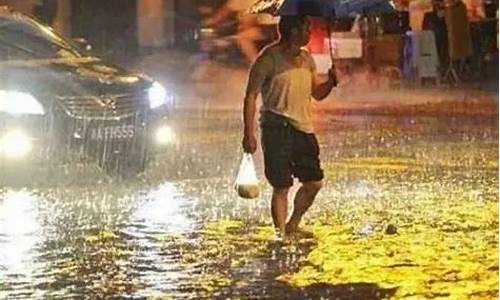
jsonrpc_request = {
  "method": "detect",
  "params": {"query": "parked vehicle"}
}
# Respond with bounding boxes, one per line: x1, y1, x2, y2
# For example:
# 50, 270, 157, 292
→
0, 7, 174, 178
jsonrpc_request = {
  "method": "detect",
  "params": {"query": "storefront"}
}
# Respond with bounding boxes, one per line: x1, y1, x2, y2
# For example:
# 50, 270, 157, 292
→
310, 0, 497, 86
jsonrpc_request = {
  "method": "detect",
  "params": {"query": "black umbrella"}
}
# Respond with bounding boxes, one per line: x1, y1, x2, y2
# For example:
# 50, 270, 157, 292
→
334, 0, 394, 18
249, 0, 394, 18
249, 0, 332, 16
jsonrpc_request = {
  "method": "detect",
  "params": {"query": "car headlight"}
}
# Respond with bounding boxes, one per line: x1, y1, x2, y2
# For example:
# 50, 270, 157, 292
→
148, 82, 172, 109
155, 125, 176, 145
0, 130, 32, 158
0, 91, 45, 115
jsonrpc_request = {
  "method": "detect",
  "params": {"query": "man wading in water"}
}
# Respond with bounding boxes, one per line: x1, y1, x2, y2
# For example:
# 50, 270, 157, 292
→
242, 16, 337, 240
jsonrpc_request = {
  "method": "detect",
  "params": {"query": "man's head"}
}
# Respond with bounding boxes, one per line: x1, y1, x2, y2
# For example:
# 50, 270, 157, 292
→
278, 16, 311, 47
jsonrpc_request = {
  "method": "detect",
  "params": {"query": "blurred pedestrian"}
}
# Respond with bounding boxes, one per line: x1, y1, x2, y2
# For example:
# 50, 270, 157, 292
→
204, 0, 266, 64
423, 1, 448, 68
463, 0, 486, 76
242, 16, 337, 240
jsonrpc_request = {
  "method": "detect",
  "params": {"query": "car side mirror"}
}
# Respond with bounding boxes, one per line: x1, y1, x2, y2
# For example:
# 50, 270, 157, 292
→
73, 38, 93, 52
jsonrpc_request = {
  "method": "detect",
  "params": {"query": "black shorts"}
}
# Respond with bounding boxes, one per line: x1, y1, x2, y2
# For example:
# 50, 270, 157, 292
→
261, 112, 324, 188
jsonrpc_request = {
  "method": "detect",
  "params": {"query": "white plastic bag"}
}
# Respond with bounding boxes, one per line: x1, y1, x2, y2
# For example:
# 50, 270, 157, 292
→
234, 153, 260, 199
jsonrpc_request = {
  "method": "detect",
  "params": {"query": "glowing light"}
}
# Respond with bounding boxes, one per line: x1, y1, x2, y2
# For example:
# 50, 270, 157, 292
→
121, 183, 196, 291
0, 130, 32, 158
136, 183, 194, 232
0, 190, 40, 273
0, 91, 45, 115
155, 125, 176, 145
148, 82, 169, 109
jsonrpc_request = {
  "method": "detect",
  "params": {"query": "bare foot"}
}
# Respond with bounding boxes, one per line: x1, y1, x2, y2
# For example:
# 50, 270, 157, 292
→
285, 223, 314, 240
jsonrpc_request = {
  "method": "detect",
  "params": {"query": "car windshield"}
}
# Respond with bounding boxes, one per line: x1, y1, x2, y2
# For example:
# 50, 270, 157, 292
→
0, 12, 83, 61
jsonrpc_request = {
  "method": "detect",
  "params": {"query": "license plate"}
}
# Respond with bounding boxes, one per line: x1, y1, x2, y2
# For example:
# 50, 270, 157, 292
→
90, 124, 135, 140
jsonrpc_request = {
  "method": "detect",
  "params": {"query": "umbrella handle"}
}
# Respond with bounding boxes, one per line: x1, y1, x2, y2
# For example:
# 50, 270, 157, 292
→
326, 18, 335, 68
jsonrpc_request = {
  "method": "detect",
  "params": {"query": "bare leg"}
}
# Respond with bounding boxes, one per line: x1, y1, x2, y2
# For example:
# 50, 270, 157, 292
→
271, 187, 289, 234
286, 180, 323, 234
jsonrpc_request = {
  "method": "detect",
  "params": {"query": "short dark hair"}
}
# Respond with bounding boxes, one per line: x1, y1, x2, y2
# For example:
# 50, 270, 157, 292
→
278, 16, 308, 41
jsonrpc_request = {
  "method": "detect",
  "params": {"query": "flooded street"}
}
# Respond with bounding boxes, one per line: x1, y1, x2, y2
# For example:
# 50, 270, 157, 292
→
0, 104, 498, 299
0, 0, 498, 297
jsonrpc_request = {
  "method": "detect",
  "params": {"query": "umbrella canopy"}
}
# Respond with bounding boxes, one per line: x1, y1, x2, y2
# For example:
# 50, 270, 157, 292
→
278, 0, 335, 16
334, 0, 395, 18
249, 0, 395, 18
248, 0, 286, 15
249, 0, 333, 16
248, 0, 395, 64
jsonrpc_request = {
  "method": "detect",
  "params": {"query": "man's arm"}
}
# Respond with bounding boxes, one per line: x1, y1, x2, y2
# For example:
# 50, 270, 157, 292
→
312, 68, 337, 101
242, 90, 259, 153
241, 48, 271, 153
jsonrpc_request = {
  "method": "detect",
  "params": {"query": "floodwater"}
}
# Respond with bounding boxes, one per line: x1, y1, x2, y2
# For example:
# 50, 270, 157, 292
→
0, 107, 498, 299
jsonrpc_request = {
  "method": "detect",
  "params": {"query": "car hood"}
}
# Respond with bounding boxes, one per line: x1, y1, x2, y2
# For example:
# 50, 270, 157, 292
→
0, 57, 152, 100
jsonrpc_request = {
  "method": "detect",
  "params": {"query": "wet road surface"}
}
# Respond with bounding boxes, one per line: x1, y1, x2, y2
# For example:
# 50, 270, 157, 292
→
0, 106, 498, 299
